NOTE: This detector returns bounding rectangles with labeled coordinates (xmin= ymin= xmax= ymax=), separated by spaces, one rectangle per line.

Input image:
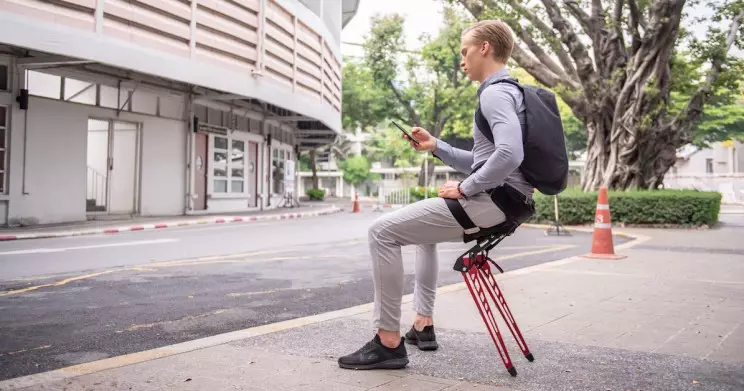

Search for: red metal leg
xmin=461 ymin=256 xmax=517 ymax=376
xmin=475 ymin=255 xmax=533 ymax=362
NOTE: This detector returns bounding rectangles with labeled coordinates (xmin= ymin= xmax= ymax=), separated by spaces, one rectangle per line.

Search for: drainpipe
xmin=184 ymin=92 xmax=194 ymax=214
xmin=18 ymin=67 xmax=29 ymax=196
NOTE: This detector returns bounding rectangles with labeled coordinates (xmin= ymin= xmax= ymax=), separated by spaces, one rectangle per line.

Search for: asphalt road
xmin=0 ymin=209 xmax=625 ymax=381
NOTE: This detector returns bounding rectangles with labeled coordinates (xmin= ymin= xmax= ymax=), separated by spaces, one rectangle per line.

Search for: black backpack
xmin=474 ymin=78 xmax=569 ymax=195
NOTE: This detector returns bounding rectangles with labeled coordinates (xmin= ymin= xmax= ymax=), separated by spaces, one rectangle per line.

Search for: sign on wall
xmin=284 ymin=160 xmax=295 ymax=181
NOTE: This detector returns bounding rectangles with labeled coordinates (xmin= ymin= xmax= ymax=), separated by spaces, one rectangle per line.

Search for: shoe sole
xmin=338 ymin=357 xmax=409 ymax=370
xmin=405 ymin=337 xmax=439 ymax=351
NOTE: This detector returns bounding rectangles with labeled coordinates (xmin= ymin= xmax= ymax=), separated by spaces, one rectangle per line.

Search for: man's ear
xmin=480 ymin=41 xmax=490 ymax=56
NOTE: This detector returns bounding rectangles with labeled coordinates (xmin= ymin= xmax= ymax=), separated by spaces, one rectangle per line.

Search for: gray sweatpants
xmin=368 ymin=192 xmax=506 ymax=331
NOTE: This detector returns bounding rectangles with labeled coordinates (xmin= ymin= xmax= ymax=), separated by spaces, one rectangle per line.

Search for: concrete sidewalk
xmin=2 ymin=226 xmax=743 ymax=391
xmin=0 ymin=205 xmax=343 ymax=242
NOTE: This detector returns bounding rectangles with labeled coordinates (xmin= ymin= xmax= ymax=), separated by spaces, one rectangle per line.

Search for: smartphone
xmin=391 ymin=120 xmax=420 ymax=145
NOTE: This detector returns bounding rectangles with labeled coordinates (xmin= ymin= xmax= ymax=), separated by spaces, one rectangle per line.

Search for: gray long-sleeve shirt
xmin=434 ymin=68 xmax=534 ymax=198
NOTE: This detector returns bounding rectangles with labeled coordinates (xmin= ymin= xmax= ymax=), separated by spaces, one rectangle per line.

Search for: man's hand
xmin=438 ymin=181 xmax=463 ymax=199
xmin=403 ymin=127 xmax=437 ymax=152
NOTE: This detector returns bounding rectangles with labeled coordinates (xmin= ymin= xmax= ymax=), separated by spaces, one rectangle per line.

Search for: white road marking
xmin=0 ymin=239 xmax=179 ymax=256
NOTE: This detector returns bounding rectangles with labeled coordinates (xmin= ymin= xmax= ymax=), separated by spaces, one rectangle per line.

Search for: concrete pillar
xmin=730 ymin=145 xmax=736 ymax=173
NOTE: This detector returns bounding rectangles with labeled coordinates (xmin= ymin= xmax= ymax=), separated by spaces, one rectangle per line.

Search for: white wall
xmin=676 ymin=148 xmax=714 ymax=175
xmin=7 ymin=97 xmax=186 ymax=225
xmin=140 ymin=116 xmax=186 ymax=216
xmin=8 ymin=97 xmax=88 ymax=225
xmin=674 ymin=142 xmax=744 ymax=175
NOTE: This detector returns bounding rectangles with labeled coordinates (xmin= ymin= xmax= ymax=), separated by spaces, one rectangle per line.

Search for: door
xmin=248 ymin=141 xmax=258 ymax=207
xmin=194 ymin=132 xmax=208 ymax=210
xmin=86 ymin=119 xmax=139 ymax=215
xmin=108 ymin=121 xmax=138 ymax=214
xmin=86 ymin=119 xmax=110 ymax=212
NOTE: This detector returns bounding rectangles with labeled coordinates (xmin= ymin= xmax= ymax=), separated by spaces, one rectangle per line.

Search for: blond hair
xmin=462 ymin=20 xmax=515 ymax=63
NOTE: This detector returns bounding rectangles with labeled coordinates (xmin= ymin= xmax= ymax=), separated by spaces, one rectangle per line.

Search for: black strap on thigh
xmin=444 ymin=198 xmax=478 ymax=233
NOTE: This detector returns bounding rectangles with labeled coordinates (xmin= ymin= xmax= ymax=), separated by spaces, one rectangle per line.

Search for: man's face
xmin=460 ymin=32 xmax=487 ymax=82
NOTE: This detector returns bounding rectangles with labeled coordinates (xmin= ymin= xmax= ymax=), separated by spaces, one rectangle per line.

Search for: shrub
xmin=531 ymin=189 xmax=721 ymax=227
xmin=409 ymin=186 xmax=438 ymax=201
xmin=306 ymin=188 xmax=325 ymax=201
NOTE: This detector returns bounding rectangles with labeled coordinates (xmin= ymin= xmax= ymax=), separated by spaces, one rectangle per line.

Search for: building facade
xmin=664 ymin=140 xmax=744 ymax=203
xmin=0 ymin=0 xmax=359 ymax=226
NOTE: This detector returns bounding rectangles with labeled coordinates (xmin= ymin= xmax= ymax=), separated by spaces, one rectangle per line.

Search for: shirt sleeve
xmin=432 ymin=138 xmax=474 ymax=175
xmin=459 ymin=85 xmax=524 ymax=197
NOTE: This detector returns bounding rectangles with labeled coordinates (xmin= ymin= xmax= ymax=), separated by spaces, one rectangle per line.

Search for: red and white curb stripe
xmin=0 ymin=206 xmax=343 ymax=242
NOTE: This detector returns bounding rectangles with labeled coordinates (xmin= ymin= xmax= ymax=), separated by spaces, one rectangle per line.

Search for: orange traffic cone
xmin=352 ymin=192 xmax=361 ymax=213
xmin=583 ymin=186 xmax=626 ymax=259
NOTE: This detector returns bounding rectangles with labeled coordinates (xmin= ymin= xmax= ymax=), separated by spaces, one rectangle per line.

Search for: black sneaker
xmin=404 ymin=325 xmax=439 ymax=351
xmin=338 ymin=335 xmax=409 ymax=370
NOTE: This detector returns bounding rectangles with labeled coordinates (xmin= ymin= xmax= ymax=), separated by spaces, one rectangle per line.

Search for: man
xmin=338 ymin=19 xmax=533 ymax=370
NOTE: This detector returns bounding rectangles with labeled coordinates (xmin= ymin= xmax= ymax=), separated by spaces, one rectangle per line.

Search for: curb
xmin=0 ymin=207 xmax=344 ymax=242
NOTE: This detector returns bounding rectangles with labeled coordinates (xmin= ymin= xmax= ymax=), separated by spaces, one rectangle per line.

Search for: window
xmin=213 ymin=136 xmax=228 ymax=193
xmin=0 ymin=64 xmax=8 ymax=91
xmin=706 ymin=158 xmax=714 ymax=174
xmin=212 ymin=135 xmax=247 ymax=194
xmin=231 ymin=140 xmax=245 ymax=193
xmin=0 ymin=106 xmax=6 ymax=193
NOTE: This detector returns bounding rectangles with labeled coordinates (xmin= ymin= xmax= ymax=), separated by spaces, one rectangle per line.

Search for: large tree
xmin=451 ymin=0 xmax=744 ymax=190
xmin=364 ymin=8 xmax=477 ymax=186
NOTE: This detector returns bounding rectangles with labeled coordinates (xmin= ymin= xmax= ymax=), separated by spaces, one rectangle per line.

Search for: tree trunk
xmin=416 ymin=158 xmax=437 ymax=187
xmin=580 ymin=115 xmax=612 ymax=191
xmin=582 ymin=111 xmax=683 ymax=191
xmin=581 ymin=0 xmax=685 ymax=191
xmin=309 ymin=149 xmax=319 ymax=189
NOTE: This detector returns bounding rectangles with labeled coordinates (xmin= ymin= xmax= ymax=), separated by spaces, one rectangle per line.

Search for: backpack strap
xmin=474 ymin=78 xmax=524 ymax=144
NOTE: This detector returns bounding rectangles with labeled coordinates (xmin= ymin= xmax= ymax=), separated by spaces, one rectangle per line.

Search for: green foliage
xmin=305 ymin=188 xmax=325 ymax=201
xmin=531 ymin=189 xmax=722 ymax=227
xmin=667 ymin=49 xmax=744 ymax=147
xmin=342 ymin=59 xmax=394 ymax=131
xmin=361 ymin=8 xmax=477 ymax=134
xmin=409 ymin=186 xmax=439 ymax=200
xmin=298 ymin=154 xmax=311 ymax=172
xmin=339 ymin=155 xmax=379 ymax=186
xmin=366 ymin=127 xmax=423 ymax=169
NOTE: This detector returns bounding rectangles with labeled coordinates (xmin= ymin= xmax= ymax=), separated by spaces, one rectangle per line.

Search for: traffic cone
xmin=352 ymin=192 xmax=361 ymax=213
xmin=583 ymin=186 xmax=626 ymax=259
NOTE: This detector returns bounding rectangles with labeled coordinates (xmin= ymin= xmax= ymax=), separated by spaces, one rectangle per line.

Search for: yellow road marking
xmin=0 ymin=270 xmax=120 ymax=297
xmin=0 ymin=254 xmax=335 ymax=297
xmin=0 ymin=345 xmax=52 ymax=357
